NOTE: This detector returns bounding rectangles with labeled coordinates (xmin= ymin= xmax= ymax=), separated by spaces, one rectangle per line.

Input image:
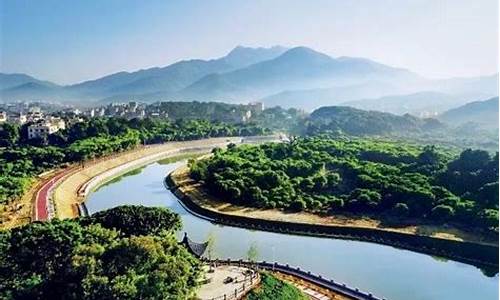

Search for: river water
xmin=85 ymin=160 xmax=498 ymax=300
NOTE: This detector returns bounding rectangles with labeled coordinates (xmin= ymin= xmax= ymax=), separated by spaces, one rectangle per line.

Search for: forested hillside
xmin=302 ymin=105 xmax=498 ymax=151
xmin=307 ymin=106 xmax=444 ymax=136
xmin=440 ymin=97 xmax=499 ymax=129
xmin=190 ymin=138 xmax=498 ymax=231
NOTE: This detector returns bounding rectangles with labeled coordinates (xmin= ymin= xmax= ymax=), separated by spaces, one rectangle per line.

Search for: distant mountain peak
xmin=223 ymin=45 xmax=289 ymax=69
xmin=281 ymin=46 xmax=331 ymax=58
xmin=227 ymin=45 xmax=287 ymax=55
xmin=270 ymin=47 xmax=336 ymax=68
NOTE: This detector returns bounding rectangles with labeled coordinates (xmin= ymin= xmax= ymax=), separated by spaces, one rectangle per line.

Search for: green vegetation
xmin=304 ymin=106 xmax=498 ymax=152
xmin=246 ymin=273 xmax=308 ymax=300
xmin=190 ymin=138 xmax=499 ymax=231
xmin=306 ymin=106 xmax=443 ymax=136
xmin=0 ymin=206 xmax=202 ymax=300
xmin=0 ymin=117 xmax=269 ymax=205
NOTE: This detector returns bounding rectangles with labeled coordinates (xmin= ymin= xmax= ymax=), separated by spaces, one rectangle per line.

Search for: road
xmin=33 ymin=136 xmax=281 ymax=221
xmin=34 ymin=168 xmax=76 ymax=221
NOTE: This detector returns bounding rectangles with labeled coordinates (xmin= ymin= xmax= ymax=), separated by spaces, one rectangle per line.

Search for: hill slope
xmin=341 ymin=91 xmax=474 ymax=116
xmin=307 ymin=106 xmax=444 ymax=136
xmin=439 ymin=97 xmax=499 ymax=128
xmin=0 ymin=73 xmax=59 ymax=90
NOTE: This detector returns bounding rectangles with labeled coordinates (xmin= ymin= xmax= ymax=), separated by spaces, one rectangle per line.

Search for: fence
xmin=202 ymin=269 xmax=260 ymax=300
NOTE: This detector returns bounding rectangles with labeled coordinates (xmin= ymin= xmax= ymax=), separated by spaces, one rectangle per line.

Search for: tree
xmin=0 ymin=123 xmax=19 ymax=147
xmin=476 ymin=182 xmax=499 ymax=207
xmin=187 ymin=137 xmax=498 ymax=231
xmin=246 ymin=242 xmax=259 ymax=263
xmin=418 ymin=145 xmax=441 ymax=166
xmin=431 ymin=205 xmax=455 ymax=222
xmin=289 ymin=199 xmax=306 ymax=212
xmin=205 ymin=231 xmax=217 ymax=262
xmin=477 ymin=209 xmax=499 ymax=229
xmin=0 ymin=206 xmax=201 ymax=300
xmin=83 ymin=205 xmax=182 ymax=236
xmin=329 ymin=196 xmax=344 ymax=211
xmin=392 ymin=203 xmax=409 ymax=218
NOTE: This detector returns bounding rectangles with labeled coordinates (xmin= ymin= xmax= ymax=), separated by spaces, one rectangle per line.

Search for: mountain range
xmin=1 ymin=46 xmax=498 ymax=114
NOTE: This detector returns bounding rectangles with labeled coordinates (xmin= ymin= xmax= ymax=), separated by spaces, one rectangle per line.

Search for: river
xmin=85 ymin=160 xmax=498 ymax=300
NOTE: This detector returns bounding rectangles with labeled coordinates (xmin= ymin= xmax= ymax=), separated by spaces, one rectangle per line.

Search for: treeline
xmin=0 ymin=118 xmax=270 ymax=204
xmin=190 ymin=138 xmax=498 ymax=231
xmin=303 ymin=106 xmax=498 ymax=152
xmin=145 ymin=102 xmax=304 ymax=133
xmin=0 ymin=205 xmax=202 ymax=300
xmin=306 ymin=106 xmax=444 ymax=136
xmin=0 ymin=117 xmax=270 ymax=148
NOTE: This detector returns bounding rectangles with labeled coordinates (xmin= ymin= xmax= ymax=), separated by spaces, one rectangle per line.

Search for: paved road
xmin=33 ymin=135 xmax=282 ymax=221
xmin=34 ymin=168 xmax=75 ymax=221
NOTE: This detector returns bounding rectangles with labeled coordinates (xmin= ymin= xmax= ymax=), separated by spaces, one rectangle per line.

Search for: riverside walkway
xmin=33 ymin=136 xmax=281 ymax=221
xmin=211 ymin=259 xmax=384 ymax=300
xmin=34 ymin=167 xmax=78 ymax=221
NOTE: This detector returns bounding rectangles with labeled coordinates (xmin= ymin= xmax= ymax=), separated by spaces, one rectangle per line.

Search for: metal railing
xmin=202 ymin=270 xmax=260 ymax=300
xmin=208 ymin=259 xmax=385 ymax=300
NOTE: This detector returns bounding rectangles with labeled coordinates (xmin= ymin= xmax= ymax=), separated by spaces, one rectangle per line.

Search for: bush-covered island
xmin=190 ymin=138 xmax=499 ymax=232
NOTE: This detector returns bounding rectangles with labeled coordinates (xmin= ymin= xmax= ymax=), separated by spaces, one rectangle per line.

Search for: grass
xmin=246 ymin=273 xmax=308 ymax=300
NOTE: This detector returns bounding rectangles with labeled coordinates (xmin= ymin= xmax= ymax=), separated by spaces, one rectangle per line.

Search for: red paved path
xmin=34 ymin=168 xmax=75 ymax=221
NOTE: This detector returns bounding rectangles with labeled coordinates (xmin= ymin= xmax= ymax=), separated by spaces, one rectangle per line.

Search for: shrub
xmin=289 ymin=199 xmax=307 ymax=212
xmin=392 ymin=203 xmax=410 ymax=218
xmin=431 ymin=205 xmax=455 ymax=222
xmin=82 ymin=205 xmax=182 ymax=236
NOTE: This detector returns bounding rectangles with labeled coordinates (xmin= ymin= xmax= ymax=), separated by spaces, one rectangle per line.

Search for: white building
xmin=26 ymin=111 xmax=44 ymax=122
xmin=28 ymin=118 xmax=66 ymax=139
xmin=9 ymin=113 xmax=27 ymax=125
xmin=248 ymin=102 xmax=264 ymax=113
xmin=0 ymin=111 xmax=7 ymax=123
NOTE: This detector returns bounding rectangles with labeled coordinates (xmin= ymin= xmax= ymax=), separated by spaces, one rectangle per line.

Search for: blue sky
xmin=0 ymin=0 xmax=498 ymax=84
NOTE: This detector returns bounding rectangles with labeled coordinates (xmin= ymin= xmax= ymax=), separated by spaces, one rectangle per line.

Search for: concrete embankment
xmin=52 ymin=137 xmax=243 ymax=219
xmin=50 ymin=135 xmax=281 ymax=220
xmin=166 ymin=167 xmax=499 ymax=268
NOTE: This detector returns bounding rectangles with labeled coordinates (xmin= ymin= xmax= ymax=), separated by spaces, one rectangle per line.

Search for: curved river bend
xmin=85 ymin=160 xmax=498 ymax=300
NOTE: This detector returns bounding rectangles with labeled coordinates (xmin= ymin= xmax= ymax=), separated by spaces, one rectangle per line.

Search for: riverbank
xmin=167 ymin=165 xmax=499 ymax=267
xmin=51 ymin=137 xmax=242 ymax=219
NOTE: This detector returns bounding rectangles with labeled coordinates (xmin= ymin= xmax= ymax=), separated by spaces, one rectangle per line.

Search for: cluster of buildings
xmin=0 ymin=104 xmax=67 ymax=140
xmin=239 ymin=101 xmax=264 ymax=122
xmin=85 ymin=102 xmax=147 ymax=119
xmin=1 ymin=100 xmax=266 ymax=140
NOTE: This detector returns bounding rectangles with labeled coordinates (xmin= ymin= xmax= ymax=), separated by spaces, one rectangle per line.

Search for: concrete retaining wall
xmin=166 ymin=174 xmax=499 ymax=268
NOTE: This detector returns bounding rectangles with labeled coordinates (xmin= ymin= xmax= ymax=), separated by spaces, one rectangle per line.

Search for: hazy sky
xmin=0 ymin=0 xmax=498 ymax=85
